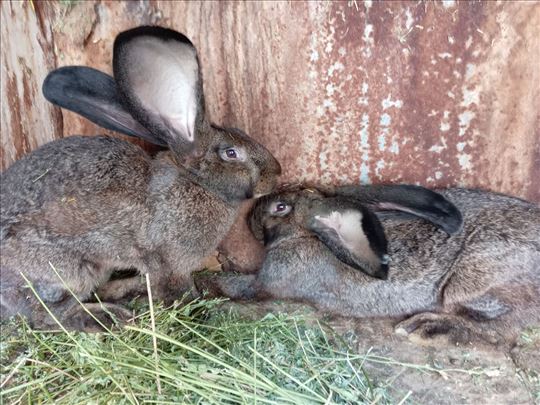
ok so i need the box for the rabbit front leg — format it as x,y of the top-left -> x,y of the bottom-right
193,272 -> 262,300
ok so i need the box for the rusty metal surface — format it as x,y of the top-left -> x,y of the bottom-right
1,1 -> 539,269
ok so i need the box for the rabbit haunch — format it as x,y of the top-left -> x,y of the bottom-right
198,186 -> 540,346
0,26 -> 281,331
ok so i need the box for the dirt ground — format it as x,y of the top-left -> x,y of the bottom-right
222,300 -> 540,404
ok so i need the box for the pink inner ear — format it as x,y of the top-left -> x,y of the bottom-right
315,210 -> 381,269
123,36 -> 200,143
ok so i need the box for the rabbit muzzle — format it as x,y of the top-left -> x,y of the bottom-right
252,155 -> 282,198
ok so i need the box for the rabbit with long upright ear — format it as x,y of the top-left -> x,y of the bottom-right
0,26 -> 281,331
196,185 -> 540,347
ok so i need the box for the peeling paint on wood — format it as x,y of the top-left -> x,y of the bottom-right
1,1 -> 539,270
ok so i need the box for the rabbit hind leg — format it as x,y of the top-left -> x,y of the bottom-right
394,312 -> 504,346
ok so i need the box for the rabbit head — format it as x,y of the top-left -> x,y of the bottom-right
43,26 -> 281,203
249,184 -> 463,280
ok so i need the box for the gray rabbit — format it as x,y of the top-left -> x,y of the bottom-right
196,185 -> 540,347
0,26 -> 281,331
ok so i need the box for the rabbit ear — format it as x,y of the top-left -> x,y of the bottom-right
308,197 -> 390,280
42,66 -> 165,146
113,26 -> 206,155
334,184 -> 463,234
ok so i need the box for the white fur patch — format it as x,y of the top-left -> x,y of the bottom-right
125,37 -> 199,142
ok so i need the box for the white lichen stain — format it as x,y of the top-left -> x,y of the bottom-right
438,52 -> 452,59
458,110 -> 475,137
308,33 -> 319,80
338,47 -> 346,57
435,171 -> 443,180
465,63 -> 476,80
380,113 -> 391,126
375,159 -> 386,178
319,149 -> 329,173
442,0 -> 456,9
381,95 -> 403,110
448,35 -> 455,44
359,113 -> 371,183
389,141 -> 399,154
458,153 -> 472,170
456,142 -> 466,152
364,0 -> 373,11
325,41 -> 333,54
362,82 -> 369,93
378,134 -> 386,151
362,24 -> 374,58
327,61 -> 345,77
447,91 -> 455,99
378,113 -> 391,152
460,86 -> 480,107
326,83 -> 335,96
358,82 -> 369,105
429,137 -> 448,153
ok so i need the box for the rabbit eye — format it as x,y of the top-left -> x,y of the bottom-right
219,147 -> 246,162
270,202 -> 292,216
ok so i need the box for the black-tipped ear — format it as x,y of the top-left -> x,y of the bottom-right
308,197 -> 389,280
113,26 -> 206,155
42,66 -> 165,146
334,185 -> 463,235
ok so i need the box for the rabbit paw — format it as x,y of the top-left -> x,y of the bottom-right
63,303 -> 132,332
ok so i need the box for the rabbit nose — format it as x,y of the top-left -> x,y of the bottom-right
253,172 -> 279,196
254,179 -> 277,197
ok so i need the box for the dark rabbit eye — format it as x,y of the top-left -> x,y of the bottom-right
226,148 -> 237,159
271,201 -> 292,216
220,147 -> 245,161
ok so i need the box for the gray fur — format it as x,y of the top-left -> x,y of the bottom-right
198,187 -> 540,347
0,27 -> 281,330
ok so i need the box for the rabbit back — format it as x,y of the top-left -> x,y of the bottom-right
1,135 -> 152,222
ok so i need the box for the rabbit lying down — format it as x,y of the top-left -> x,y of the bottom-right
195,185 -> 540,347
0,26 -> 281,331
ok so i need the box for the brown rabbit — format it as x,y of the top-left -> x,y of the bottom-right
196,185 -> 540,347
0,26 -> 280,330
